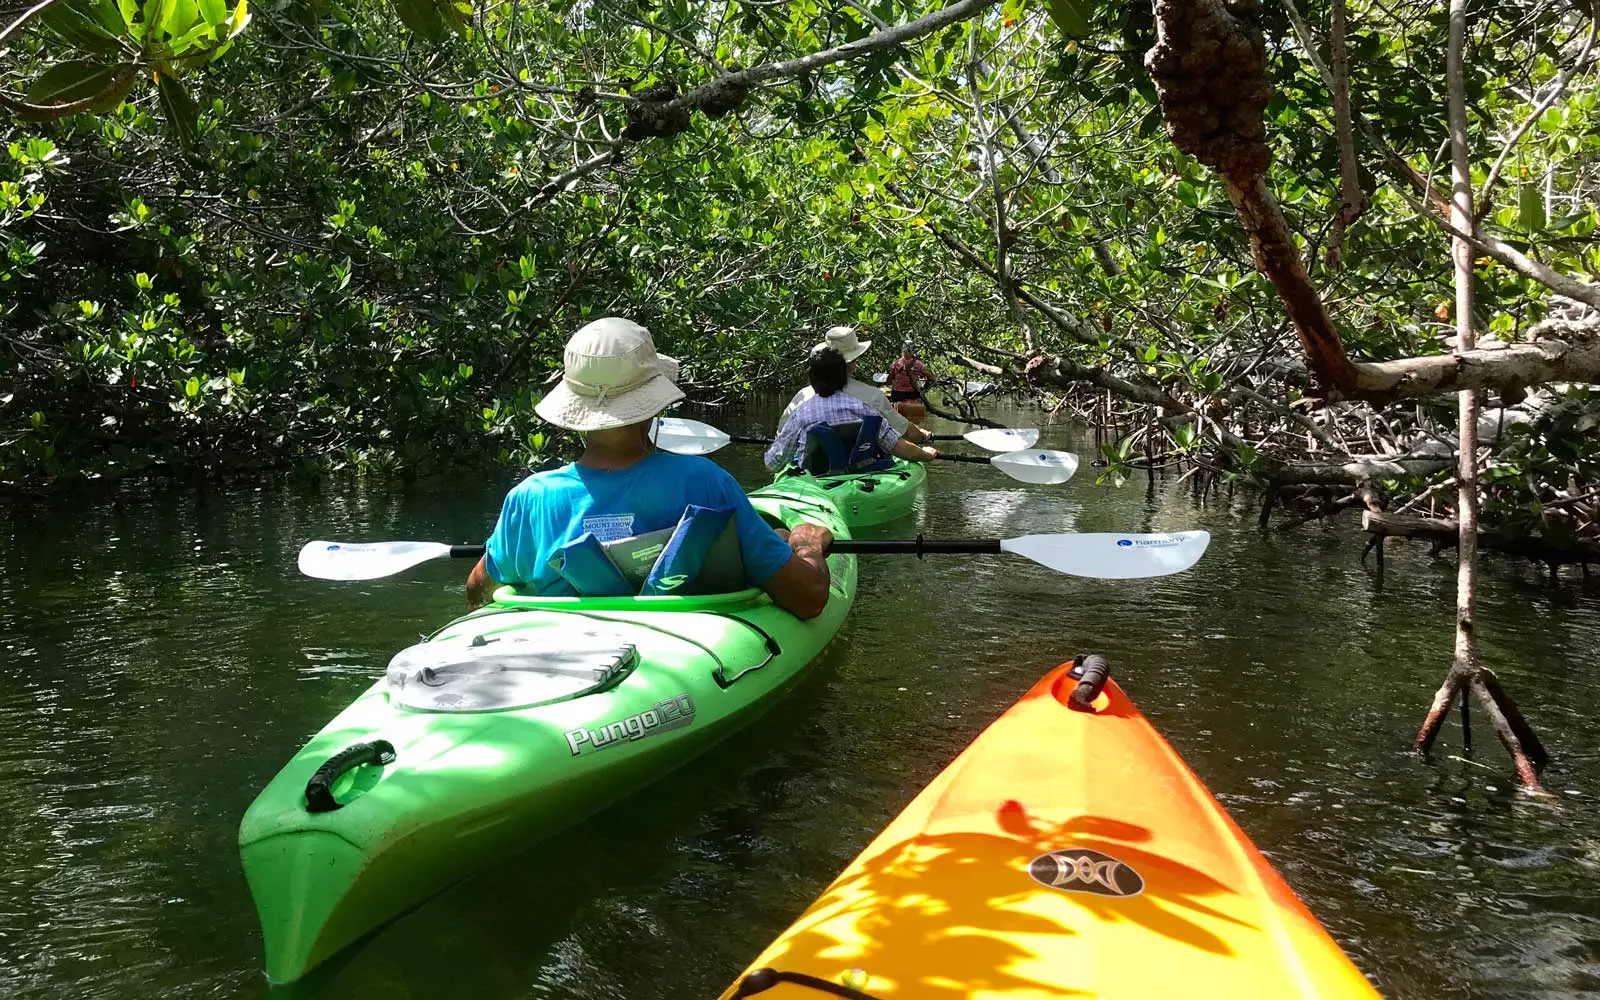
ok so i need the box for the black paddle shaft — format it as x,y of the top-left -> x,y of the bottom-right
829,537 -> 1002,556
725,436 -> 989,466
441,539 -> 1004,560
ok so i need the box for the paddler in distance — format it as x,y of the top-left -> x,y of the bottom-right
764,346 -> 938,472
465,317 -> 833,618
886,339 -> 933,424
775,326 -> 934,447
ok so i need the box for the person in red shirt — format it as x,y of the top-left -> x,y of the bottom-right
887,340 -> 933,422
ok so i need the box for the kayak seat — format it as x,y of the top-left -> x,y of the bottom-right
549,505 -> 747,597
386,625 -> 638,712
800,418 -> 892,476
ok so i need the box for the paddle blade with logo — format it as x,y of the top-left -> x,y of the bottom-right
652,417 -> 731,456
1000,530 -> 1209,579
962,427 -> 1039,452
298,541 -> 459,580
991,449 -> 1080,485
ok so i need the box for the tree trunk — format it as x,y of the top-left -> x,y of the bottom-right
1447,0 -> 1480,703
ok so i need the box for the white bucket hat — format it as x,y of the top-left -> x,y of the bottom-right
534,318 -> 685,431
814,325 -> 871,363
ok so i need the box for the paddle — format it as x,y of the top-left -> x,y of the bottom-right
651,417 -> 1074,483
927,427 -> 1039,452
297,531 -> 1210,582
871,373 -> 889,384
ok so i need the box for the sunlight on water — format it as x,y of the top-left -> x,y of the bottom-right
1,400 -> 1598,999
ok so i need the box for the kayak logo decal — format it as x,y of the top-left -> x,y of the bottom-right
564,694 -> 694,756
1028,848 -> 1144,898
1116,537 -> 1181,549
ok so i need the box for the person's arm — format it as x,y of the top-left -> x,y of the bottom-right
902,421 -> 932,444
865,383 -> 911,433
892,437 -> 938,463
716,468 -> 833,619
764,418 -> 801,470
466,556 -> 499,611
760,522 -> 833,620
468,482 -> 532,609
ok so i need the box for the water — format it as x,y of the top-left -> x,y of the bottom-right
3,401 -> 1599,1000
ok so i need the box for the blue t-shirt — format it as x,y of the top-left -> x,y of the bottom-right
484,452 -> 794,595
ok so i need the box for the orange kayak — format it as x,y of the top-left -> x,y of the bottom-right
721,659 -> 1383,1000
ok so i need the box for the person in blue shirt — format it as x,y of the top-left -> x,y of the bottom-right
465,317 -> 834,618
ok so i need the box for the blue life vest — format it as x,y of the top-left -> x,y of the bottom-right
547,505 -> 745,597
800,416 -> 893,475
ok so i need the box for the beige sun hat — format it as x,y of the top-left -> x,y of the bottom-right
814,325 -> 871,362
534,317 -> 685,431
657,353 -> 680,382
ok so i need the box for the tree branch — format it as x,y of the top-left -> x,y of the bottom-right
1326,0 -> 1368,270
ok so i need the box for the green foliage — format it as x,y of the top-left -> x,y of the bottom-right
2,0 -> 1599,541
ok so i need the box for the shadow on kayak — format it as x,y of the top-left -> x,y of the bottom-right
264,649 -> 852,998
739,802 -> 1248,999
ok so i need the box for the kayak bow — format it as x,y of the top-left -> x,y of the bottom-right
239,477 -> 857,982
722,658 -> 1384,1000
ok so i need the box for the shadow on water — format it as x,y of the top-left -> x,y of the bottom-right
2,398 -> 1600,999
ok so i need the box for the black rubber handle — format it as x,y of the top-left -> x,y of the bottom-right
305,739 -> 396,813
935,453 -> 991,464
1068,654 -> 1110,711
449,544 -> 486,559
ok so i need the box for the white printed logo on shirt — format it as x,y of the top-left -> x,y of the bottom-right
582,513 -> 636,541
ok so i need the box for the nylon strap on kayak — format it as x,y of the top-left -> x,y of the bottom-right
729,968 -> 884,1000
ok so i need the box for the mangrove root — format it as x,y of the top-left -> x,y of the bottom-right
1414,663 -> 1548,791
1363,510 -> 1600,574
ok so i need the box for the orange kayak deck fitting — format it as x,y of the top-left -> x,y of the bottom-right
722,659 -> 1383,1000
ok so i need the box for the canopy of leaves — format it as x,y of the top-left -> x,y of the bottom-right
3,0 -> 1599,541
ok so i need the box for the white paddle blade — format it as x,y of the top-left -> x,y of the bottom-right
991,448 -> 1080,485
872,372 -> 889,384
1002,530 -> 1211,579
652,416 -> 731,456
962,427 -> 1039,452
962,380 -> 993,395
298,541 -> 454,581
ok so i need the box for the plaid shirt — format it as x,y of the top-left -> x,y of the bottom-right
764,391 -> 902,470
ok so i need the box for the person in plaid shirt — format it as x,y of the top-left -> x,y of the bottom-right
765,347 -> 939,471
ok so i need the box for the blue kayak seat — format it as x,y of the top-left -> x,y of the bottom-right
800,416 -> 893,476
549,506 -> 746,597
545,532 -> 633,597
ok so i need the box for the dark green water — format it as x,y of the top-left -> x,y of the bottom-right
3,401 -> 1599,1000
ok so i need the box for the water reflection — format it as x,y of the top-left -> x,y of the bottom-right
0,402 -> 1597,1000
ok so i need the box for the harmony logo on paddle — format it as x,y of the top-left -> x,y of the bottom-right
564,694 -> 694,756
1028,848 -> 1145,898
1116,536 -> 1181,548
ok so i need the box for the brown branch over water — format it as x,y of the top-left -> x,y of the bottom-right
1150,0 -> 1600,406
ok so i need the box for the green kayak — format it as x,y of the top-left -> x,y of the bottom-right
238,478 -> 856,983
775,458 -> 927,528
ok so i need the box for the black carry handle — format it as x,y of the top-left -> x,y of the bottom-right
730,967 -> 883,1000
304,739 -> 397,813
1068,654 -> 1111,711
